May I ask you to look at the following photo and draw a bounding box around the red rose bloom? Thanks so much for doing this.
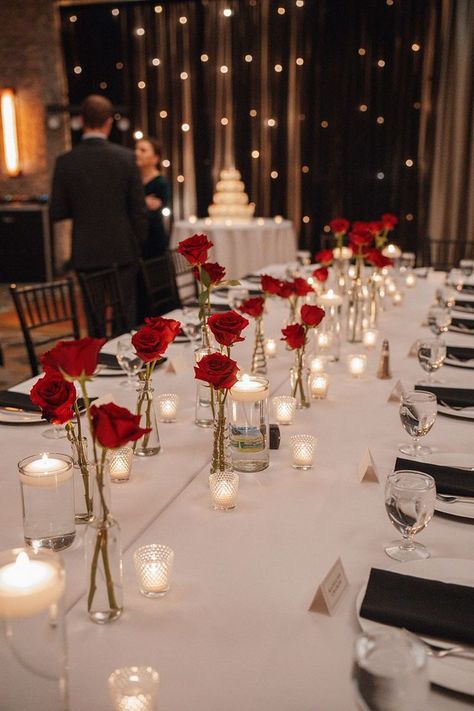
[329,218,350,235]
[368,221,383,236]
[349,229,373,249]
[177,233,214,265]
[132,320,179,363]
[292,277,314,297]
[315,249,334,266]
[193,261,226,285]
[381,213,398,230]
[261,274,282,295]
[143,316,181,343]
[300,304,325,328]
[41,337,106,380]
[208,310,249,347]
[313,267,329,282]
[352,221,370,232]
[30,371,76,424]
[91,402,151,449]
[281,323,306,350]
[277,281,296,299]
[239,296,265,319]
[194,352,239,390]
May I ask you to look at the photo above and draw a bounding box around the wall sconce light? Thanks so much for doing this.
[1,88,21,177]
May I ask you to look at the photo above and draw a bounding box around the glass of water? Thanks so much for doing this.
[417,338,446,384]
[427,305,451,338]
[399,390,437,457]
[384,470,436,561]
[353,630,428,710]
[181,307,202,346]
[449,268,464,292]
[117,335,143,389]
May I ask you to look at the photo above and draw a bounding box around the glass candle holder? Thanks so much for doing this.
[195,347,217,428]
[108,666,160,711]
[18,453,75,552]
[264,338,277,358]
[272,395,296,425]
[310,356,328,373]
[0,547,67,710]
[108,446,133,483]
[386,280,397,296]
[347,354,367,378]
[209,470,239,510]
[405,273,417,288]
[310,372,329,399]
[290,434,317,470]
[156,393,179,422]
[133,544,174,597]
[362,328,378,349]
[229,375,269,472]
[393,291,404,306]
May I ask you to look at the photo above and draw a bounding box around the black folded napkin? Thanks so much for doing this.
[360,568,474,646]
[0,390,91,414]
[213,287,262,297]
[414,384,474,409]
[186,301,230,312]
[450,316,474,333]
[395,456,474,497]
[98,352,122,370]
[446,345,474,362]
[461,284,474,294]
[454,300,474,313]
[241,274,263,283]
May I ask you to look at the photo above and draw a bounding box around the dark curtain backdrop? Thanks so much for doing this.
[58,0,436,253]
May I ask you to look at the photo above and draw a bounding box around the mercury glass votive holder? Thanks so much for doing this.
[108,446,133,483]
[108,666,160,711]
[310,372,329,399]
[272,395,296,425]
[209,471,239,511]
[156,393,179,422]
[347,354,367,378]
[133,544,175,597]
[290,434,317,470]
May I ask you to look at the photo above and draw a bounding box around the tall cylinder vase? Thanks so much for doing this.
[134,380,161,457]
[346,278,369,343]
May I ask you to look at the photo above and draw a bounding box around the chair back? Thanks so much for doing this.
[9,278,80,377]
[77,267,129,339]
[423,238,474,270]
[139,254,181,317]
[170,249,199,304]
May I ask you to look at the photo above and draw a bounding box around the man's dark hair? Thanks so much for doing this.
[81,95,114,128]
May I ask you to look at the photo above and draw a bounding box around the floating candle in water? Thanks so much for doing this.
[0,550,64,618]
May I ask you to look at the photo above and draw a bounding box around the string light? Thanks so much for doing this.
[411,43,421,52]
[111,8,119,16]
[376,116,385,124]
[405,159,414,167]
[296,57,304,65]
[116,62,124,70]
[99,81,107,89]
[277,6,286,14]
[162,159,170,168]
[413,102,421,109]
[136,28,145,36]
[221,117,229,125]
[377,59,386,67]
[201,54,209,62]
[323,225,331,233]
[296,0,304,6]
[249,109,257,117]
[159,110,168,118]
[321,120,329,128]
[177,175,184,183]
[134,130,143,140]
[359,104,368,112]
[162,207,171,217]
[358,48,366,56]
[152,58,161,66]
[386,0,394,4]
[223,8,233,16]
[154,5,163,12]
[179,16,188,24]
[245,54,253,62]
[406,214,414,221]
[220,65,229,73]
[274,64,283,73]
[302,165,310,173]
[270,171,278,179]
[377,172,385,180]
[180,72,188,80]
[138,81,146,89]
[74,66,82,75]
[251,150,260,159]
[267,118,276,127]
[302,216,310,223]
[181,123,190,132]
[69,15,77,22]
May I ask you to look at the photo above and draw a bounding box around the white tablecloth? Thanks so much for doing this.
[171,219,297,279]
[1,272,474,710]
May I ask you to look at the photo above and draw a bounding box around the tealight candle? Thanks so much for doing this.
[347,354,367,378]
[382,243,402,259]
[20,452,72,487]
[209,471,239,510]
[290,434,317,470]
[108,446,133,483]
[231,373,269,402]
[386,280,397,296]
[332,246,352,260]
[0,549,64,619]
[133,544,174,597]
[405,273,417,288]
[264,338,277,357]
[310,356,327,373]
[108,666,160,711]
[316,331,332,350]
[317,289,343,308]
[157,393,179,422]
[348,265,357,279]
[362,328,378,349]
[392,291,403,305]
[272,395,297,425]
[310,372,329,399]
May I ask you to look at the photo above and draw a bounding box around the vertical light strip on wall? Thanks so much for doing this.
[1,88,20,177]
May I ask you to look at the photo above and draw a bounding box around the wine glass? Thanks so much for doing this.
[427,305,451,338]
[384,470,436,561]
[417,338,446,384]
[181,307,201,346]
[399,390,437,457]
[116,336,143,389]
[449,268,464,292]
[228,288,249,310]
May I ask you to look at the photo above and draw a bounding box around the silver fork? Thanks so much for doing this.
[436,493,474,504]
[403,630,474,659]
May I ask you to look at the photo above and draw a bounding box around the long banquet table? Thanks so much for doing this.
[1,270,473,710]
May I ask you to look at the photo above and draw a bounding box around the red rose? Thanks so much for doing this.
[177,233,213,265]
[368,221,383,236]
[30,371,76,424]
[277,281,296,299]
[352,221,370,232]
[315,249,334,266]
[313,267,329,282]
[329,218,350,235]
[193,261,226,285]
[281,323,306,350]
[132,322,178,363]
[381,213,398,230]
[292,277,314,297]
[261,274,282,295]
[91,402,151,449]
[349,229,373,249]
[41,337,106,380]
[208,310,249,347]
[143,316,181,343]
[239,296,265,319]
[300,304,325,328]
[194,352,239,390]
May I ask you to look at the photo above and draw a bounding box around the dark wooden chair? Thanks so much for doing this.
[422,238,474,270]
[9,278,80,377]
[170,248,199,304]
[139,254,181,317]
[77,267,129,339]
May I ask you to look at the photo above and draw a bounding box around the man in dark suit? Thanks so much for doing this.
[50,94,147,330]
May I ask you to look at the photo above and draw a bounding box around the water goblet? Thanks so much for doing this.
[116,336,143,389]
[417,338,446,384]
[449,268,464,292]
[181,307,201,346]
[384,470,436,561]
[399,390,437,457]
[427,305,451,338]
[228,288,249,310]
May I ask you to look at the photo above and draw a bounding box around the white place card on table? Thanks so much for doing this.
[407,340,420,357]
[357,448,379,483]
[166,352,188,375]
[309,558,349,616]
[91,393,115,407]
[387,380,406,403]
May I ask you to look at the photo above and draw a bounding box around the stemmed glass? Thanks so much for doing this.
[42,423,67,439]
[449,268,464,292]
[399,390,437,457]
[427,305,451,339]
[384,470,436,561]
[116,336,143,389]
[181,307,202,346]
[417,338,446,384]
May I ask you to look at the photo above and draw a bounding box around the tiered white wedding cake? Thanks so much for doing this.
[208,168,255,222]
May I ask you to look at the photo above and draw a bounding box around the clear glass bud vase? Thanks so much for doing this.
[68,434,94,524]
[251,318,267,375]
[347,278,369,343]
[211,398,233,476]
[134,380,161,456]
[290,353,311,409]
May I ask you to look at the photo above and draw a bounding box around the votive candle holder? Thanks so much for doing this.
[362,328,378,349]
[310,356,328,373]
[347,354,367,378]
[209,471,239,511]
[272,395,296,425]
[392,291,404,306]
[157,393,179,422]
[264,338,277,358]
[290,434,317,470]
[133,544,174,597]
[310,372,329,399]
[405,273,417,288]
[108,665,160,711]
[108,446,133,483]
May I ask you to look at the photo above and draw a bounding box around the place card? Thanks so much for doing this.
[166,352,188,375]
[407,340,420,357]
[91,393,115,407]
[357,448,379,483]
[308,558,349,615]
[387,380,406,403]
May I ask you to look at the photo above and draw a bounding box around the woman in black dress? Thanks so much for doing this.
[135,138,171,258]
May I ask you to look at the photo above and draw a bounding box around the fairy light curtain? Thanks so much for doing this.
[59,0,434,252]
